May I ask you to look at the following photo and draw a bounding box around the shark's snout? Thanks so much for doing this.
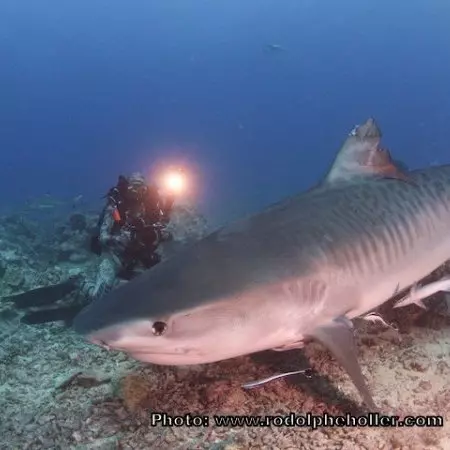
[81,320,209,365]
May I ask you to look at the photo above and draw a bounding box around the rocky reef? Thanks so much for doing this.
[0,200,449,450]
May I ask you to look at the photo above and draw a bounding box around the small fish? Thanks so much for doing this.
[242,369,312,389]
[359,312,398,332]
[394,277,450,309]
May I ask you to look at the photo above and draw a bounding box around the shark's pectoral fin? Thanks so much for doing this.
[308,316,377,411]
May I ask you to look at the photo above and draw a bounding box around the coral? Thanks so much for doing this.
[119,373,153,412]
[45,211,100,264]
[167,200,210,244]
[0,222,51,295]
[160,200,210,261]
[1,198,448,449]
[68,213,88,232]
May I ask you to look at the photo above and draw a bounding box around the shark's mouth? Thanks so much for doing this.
[128,352,213,366]
[88,336,198,357]
[126,348,194,356]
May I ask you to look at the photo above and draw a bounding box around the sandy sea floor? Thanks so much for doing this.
[1,297,449,450]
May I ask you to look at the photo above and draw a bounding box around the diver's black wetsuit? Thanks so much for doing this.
[91,174,174,278]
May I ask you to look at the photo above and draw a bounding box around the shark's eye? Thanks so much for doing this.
[152,321,167,336]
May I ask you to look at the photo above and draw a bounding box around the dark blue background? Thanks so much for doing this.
[1,0,449,225]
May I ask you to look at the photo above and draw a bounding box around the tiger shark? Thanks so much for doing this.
[73,118,450,411]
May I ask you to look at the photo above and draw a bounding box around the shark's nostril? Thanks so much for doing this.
[87,329,121,349]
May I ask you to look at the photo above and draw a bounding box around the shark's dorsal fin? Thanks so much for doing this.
[323,118,409,185]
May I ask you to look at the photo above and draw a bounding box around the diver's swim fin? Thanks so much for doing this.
[3,278,79,309]
[21,304,85,326]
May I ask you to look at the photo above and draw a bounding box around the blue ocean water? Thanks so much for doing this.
[0,0,449,225]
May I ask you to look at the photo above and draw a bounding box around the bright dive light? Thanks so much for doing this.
[163,170,185,194]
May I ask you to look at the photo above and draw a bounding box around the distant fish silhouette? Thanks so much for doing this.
[24,194,65,210]
[263,43,285,54]
[23,193,83,211]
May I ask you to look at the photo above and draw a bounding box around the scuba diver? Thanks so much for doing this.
[90,171,175,279]
[5,170,182,326]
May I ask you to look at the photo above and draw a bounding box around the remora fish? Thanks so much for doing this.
[73,118,450,410]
